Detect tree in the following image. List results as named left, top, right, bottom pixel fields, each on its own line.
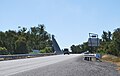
left=102, top=31, right=108, bottom=42
left=15, top=37, right=28, bottom=54
left=99, top=28, right=120, bottom=56
left=0, top=24, right=52, bottom=54
left=71, top=45, right=83, bottom=53
left=5, top=30, right=17, bottom=54
left=29, top=24, right=51, bottom=50
left=0, top=31, right=6, bottom=47
left=71, top=45, right=77, bottom=53
left=108, top=31, right=112, bottom=41
left=98, top=31, right=112, bottom=54
left=102, top=31, right=112, bottom=42
left=111, top=28, right=120, bottom=56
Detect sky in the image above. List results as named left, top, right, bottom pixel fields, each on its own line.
left=0, top=0, right=120, bottom=49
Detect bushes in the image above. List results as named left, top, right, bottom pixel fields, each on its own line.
left=0, top=47, right=8, bottom=55
left=15, top=37, right=28, bottom=54
left=0, top=25, right=52, bottom=54
left=97, top=50, right=107, bottom=54
left=40, top=47, right=53, bottom=53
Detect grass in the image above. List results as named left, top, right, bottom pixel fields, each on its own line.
left=102, top=55, right=120, bottom=62
left=102, top=54, right=120, bottom=71
left=0, top=58, right=4, bottom=61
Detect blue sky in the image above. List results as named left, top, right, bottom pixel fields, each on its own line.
left=0, top=0, right=120, bottom=49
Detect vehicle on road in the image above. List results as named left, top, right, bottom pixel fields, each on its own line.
left=63, top=48, right=70, bottom=55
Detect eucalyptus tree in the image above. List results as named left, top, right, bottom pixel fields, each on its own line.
left=29, top=24, right=51, bottom=50
left=111, top=28, right=120, bottom=56
left=0, top=24, right=52, bottom=54
left=0, top=31, right=5, bottom=47
left=5, top=30, right=18, bottom=54
left=102, top=31, right=108, bottom=42
left=15, top=37, right=28, bottom=54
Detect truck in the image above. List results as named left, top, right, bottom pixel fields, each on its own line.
left=63, top=48, right=70, bottom=55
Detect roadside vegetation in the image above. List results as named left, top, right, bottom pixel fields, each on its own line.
left=71, top=28, right=120, bottom=71
left=1, top=25, right=120, bottom=57
left=102, top=55, right=120, bottom=71
left=0, top=24, right=53, bottom=55
left=102, top=55, right=120, bottom=62
left=71, top=28, right=120, bottom=57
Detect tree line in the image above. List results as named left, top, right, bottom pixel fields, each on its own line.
left=0, top=24, right=53, bottom=55
left=71, top=28, right=120, bottom=56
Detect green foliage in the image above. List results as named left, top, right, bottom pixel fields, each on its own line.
left=96, top=50, right=107, bottom=54
left=28, top=24, right=51, bottom=50
left=71, top=29, right=120, bottom=56
left=71, top=45, right=79, bottom=53
left=15, top=37, right=28, bottom=54
left=99, top=28, right=120, bottom=56
left=0, top=47, right=8, bottom=55
left=40, top=47, right=53, bottom=53
left=0, top=24, right=52, bottom=54
left=110, top=28, right=120, bottom=56
left=102, top=31, right=112, bottom=42
left=40, top=49, right=46, bottom=53
left=97, top=31, right=112, bottom=54
left=71, top=42, right=89, bottom=53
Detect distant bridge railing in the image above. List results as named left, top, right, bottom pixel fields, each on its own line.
left=0, top=53, right=56, bottom=61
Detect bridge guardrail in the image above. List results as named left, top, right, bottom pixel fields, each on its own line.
left=0, top=53, right=56, bottom=61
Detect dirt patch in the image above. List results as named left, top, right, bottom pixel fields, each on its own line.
left=102, top=55, right=120, bottom=72
left=116, top=62, right=120, bottom=72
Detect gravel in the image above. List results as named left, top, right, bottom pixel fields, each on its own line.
left=10, top=56, right=120, bottom=76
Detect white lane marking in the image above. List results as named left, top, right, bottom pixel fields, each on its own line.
left=0, top=54, right=81, bottom=76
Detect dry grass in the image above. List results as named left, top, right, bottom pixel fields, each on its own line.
left=102, top=55, right=120, bottom=71
left=0, top=58, right=4, bottom=61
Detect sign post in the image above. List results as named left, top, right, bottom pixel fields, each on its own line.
left=88, top=33, right=100, bottom=53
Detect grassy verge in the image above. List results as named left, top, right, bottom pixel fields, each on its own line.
left=102, top=55, right=120, bottom=71
left=0, top=58, right=4, bottom=61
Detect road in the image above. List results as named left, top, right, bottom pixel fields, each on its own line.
left=0, top=54, right=120, bottom=76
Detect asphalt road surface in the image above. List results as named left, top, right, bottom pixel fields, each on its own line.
left=0, top=54, right=120, bottom=76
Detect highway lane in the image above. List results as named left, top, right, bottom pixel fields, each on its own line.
left=0, top=54, right=120, bottom=76
left=0, top=54, right=80, bottom=76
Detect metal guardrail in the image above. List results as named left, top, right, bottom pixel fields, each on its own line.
left=83, top=54, right=102, bottom=61
left=83, top=54, right=96, bottom=57
left=0, top=53, right=56, bottom=61
left=83, top=54, right=96, bottom=61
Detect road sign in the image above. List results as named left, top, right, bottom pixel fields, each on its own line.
left=88, top=38, right=100, bottom=46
